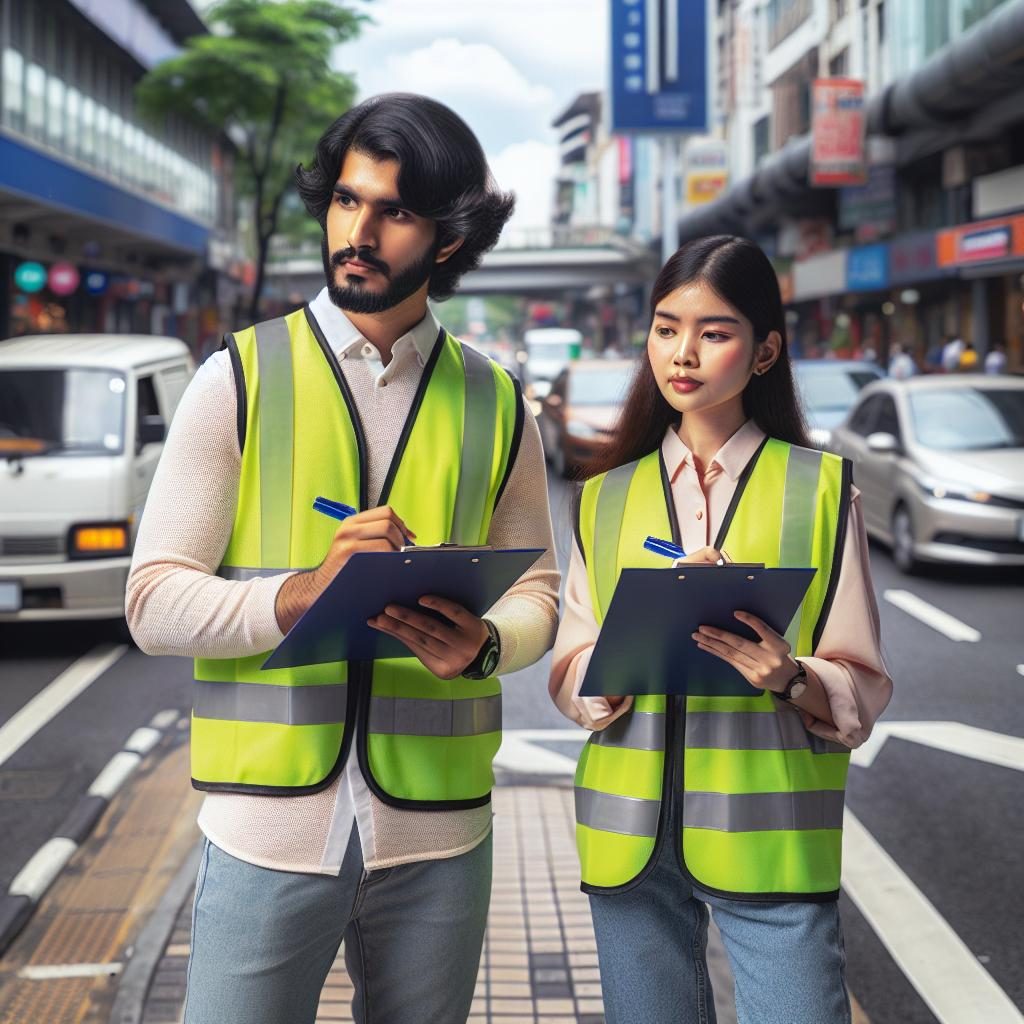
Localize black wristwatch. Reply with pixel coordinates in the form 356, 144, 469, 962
462, 619, 501, 680
778, 662, 808, 702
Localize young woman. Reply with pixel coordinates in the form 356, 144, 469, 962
549, 235, 892, 1024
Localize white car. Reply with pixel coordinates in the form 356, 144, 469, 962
0, 333, 193, 622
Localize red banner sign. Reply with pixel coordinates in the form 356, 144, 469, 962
810, 79, 866, 187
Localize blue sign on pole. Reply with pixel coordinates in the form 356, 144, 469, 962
846, 244, 890, 292
610, 0, 707, 133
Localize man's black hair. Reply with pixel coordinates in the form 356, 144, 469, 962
295, 93, 515, 301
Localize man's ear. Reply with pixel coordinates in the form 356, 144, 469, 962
435, 235, 465, 265
755, 330, 782, 374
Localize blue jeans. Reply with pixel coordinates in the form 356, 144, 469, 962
589, 831, 851, 1024
184, 828, 492, 1024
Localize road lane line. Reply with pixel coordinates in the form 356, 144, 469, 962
18, 962, 122, 980
0, 644, 129, 768
842, 810, 1023, 1023
124, 726, 161, 755
851, 721, 1024, 771
8, 839, 77, 900
1017, 665, 1024, 678
88, 751, 142, 800
883, 590, 981, 643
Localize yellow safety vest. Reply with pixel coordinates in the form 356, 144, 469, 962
575, 437, 852, 898
191, 307, 522, 807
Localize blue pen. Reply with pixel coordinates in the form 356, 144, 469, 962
312, 496, 414, 546
644, 535, 687, 560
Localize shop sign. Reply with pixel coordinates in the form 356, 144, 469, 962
48, 262, 80, 296
683, 137, 728, 207
84, 271, 109, 295
810, 79, 866, 187
14, 261, 46, 293
846, 244, 890, 292
793, 249, 847, 301
795, 219, 834, 260
937, 215, 1024, 267
889, 232, 944, 284
838, 164, 896, 241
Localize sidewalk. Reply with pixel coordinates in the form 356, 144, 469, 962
139, 782, 739, 1024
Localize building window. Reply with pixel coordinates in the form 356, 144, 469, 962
767, 0, 813, 49
46, 76, 65, 147
962, 0, 1011, 32
2, 49, 25, 132
832, 0, 848, 21
25, 62, 46, 139
754, 115, 771, 166
829, 48, 849, 76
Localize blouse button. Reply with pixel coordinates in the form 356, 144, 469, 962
696, 509, 704, 520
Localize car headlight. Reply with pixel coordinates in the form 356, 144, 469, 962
68, 521, 131, 558
912, 475, 992, 504
567, 420, 599, 439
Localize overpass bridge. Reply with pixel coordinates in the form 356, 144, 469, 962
265, 227, 659, 300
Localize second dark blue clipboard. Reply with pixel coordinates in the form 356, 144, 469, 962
579, 565, 817, 697
262, 547, 544, 670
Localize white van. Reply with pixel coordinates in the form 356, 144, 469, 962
0, 334, 194, 623
522, 327, 583, 399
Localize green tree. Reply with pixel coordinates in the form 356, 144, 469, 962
137, 0, 365, 320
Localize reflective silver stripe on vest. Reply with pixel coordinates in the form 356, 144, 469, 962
594, 461, 638, 616
368, 694, 501, 737
575, 786, 660, 838
450, 343, 497, 546
590, 711, 665, 751
216, 566, 303, 581
255, 317, 294, 569
683, 789, 845, 832
686, 710, 818, 751
193, 680, 347, 725
780, 446, 823, 648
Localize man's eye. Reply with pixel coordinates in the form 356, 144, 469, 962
335, 193, 355, 206
386, 208, 407, 220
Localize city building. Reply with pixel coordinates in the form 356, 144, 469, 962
0, 0, 244, 350
687, 0, 1024, 369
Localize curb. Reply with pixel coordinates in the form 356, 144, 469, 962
0, 708, 183, 956
109, 838, 202, 1024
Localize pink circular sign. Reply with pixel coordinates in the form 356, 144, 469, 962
48, 262, 81, 296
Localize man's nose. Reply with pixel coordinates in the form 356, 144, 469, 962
346, 207, 377, 251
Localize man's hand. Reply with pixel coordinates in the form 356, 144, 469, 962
274, 506, 416, 634
368, 595, 489, 679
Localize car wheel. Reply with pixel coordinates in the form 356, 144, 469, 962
891, 504, 920, 574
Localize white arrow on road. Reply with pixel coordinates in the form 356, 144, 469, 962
850, 720, 1024, 772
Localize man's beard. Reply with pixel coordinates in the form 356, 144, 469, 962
322, 239, 437, 314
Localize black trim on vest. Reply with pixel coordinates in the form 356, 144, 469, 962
494, 373, 525, 508
714, 436, 770, 548
378, 326, 446, 508
222, 333, 247, 456
571, 483, 585, 564
812, 456, 853, 652
191, 679, 359, 796
304, 306, 369, 510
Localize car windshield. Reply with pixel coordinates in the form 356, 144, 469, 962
528, 342, 574, 363
569, 369, 630, 406
794, 365, 881, 412
909, 388, 1024, 451
0, 368, 126, 455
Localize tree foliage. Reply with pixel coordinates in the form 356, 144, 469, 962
137, 0, 366, 319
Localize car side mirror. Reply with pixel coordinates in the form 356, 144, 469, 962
866, 431, 901, 455
138, 414, 166, 449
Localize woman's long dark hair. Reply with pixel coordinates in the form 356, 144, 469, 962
587, 235, 809, 477
295, 93, 515, 301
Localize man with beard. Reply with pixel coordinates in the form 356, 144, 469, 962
126, 94, 560, 1024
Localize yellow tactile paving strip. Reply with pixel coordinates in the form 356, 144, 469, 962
0, 736, 201, 1024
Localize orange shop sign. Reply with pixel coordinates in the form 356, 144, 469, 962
937, 216, 1024, 267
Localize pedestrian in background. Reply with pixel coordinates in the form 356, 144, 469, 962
941, 333, 966, 371
888, 342, 917, 379
127, 94, 560, 1024
958, 341, 980, 371
985, 341, 1008, 374
549, 236, 892, 1024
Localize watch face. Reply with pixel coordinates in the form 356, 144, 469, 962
482, 647, 500, 676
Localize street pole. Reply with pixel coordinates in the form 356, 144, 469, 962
661, 135, 679, 266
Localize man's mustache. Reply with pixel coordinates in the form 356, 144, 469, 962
331, 247, 391, 278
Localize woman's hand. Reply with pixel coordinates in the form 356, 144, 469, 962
692, 611, 798, 695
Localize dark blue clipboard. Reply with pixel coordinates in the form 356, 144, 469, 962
262, 547, 545, 670
579, 565, 817, 697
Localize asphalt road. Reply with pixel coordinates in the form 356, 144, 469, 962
1, 465, 1021, 1023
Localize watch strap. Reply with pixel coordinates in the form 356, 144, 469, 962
462, 618, 501, 679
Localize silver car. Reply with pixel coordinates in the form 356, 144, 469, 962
828, 375, 1024, 572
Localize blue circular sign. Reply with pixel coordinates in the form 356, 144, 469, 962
14, 262, 47, 293
84, 271, 109, 295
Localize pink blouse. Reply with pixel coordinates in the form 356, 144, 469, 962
548, 420, 892, 748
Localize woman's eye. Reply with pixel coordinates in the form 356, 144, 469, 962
655, 326, 674, 338
703, 332, 728, 342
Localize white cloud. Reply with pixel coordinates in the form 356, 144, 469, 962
359, 38, 554, 111
488, 139, 559, 232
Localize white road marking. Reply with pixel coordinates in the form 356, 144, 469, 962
494, 729, 585, 776
1017, 665, 1024, 678
18, 962, 122, 980
0, 644, 129, 768
850, 721, 1024, 772
8, 838, 77, 900
88, 751, 142, 800
883, 590, 981, 643
123, 726, 161, 756
149, 708, 180, 730
842, 810, 1023, 1023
